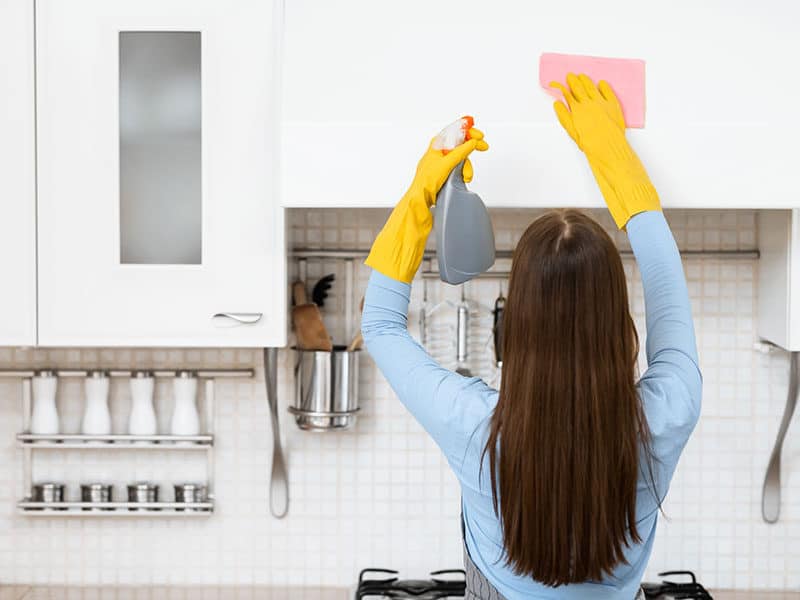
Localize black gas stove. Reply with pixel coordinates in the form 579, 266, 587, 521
355, 568, 713, 599
355, 568, 466, 599
642, 571, 713, 599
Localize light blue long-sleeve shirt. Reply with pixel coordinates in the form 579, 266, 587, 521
361, 211, 702, 599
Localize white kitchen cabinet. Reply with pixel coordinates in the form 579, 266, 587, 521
281, 0, 800, 209
758, 210, 800, 351
36, 0, 286, 347
0, 0, 36, 346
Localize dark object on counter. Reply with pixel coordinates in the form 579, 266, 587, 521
311, 273, 335, 307
642, 571, 713, 599
492, 292, 505, 367
355, 568, 465, 599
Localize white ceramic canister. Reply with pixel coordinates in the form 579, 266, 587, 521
31, 370, 59, 437
128, 370, 157, 440
170, 371, 199, 443
81, 370, 112, 437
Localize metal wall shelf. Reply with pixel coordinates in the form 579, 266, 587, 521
17, 433, 213, 449
0, 368, 254, 379
18, 500, 214, 517
7, 368, 253, 518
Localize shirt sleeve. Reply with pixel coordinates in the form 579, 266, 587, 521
361, 270, 496, 462
627, 211, 703, 473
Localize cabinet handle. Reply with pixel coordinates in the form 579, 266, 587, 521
212, 312, 263, 326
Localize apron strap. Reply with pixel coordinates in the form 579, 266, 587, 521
461, 510, 507, 600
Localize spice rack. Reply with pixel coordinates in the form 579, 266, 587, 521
1, 368, 254, 518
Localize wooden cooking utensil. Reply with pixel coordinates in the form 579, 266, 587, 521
345, 297, 365, 352
291, 280, 333, 351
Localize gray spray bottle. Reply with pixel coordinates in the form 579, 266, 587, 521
432, 118, 496, 285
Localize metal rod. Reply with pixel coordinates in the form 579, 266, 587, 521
0, 369, 254, 379
18, 509, 212, 518
17, 433, 212, 443
18, 501, 213, 510
22, 378, 32, 502
292, 247, 760, 261
205, 378, 216, 499
345, 258, 354, 341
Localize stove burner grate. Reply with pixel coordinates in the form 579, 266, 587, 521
642, 570, 714, 599
355, 568, 466, 599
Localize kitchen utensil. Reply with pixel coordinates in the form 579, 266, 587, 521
81, 370, 111, 436
170, 370, 200, 442
346, 332, 363, 352
311, 273, 335, 307
292, 280, 333, 351
81, 483, 113, 510
127, 482, 159, 510
31, 370, 59, 437
345, 297, 365, 352
455, 289, 472, 377
292, 346, 360, 431
264, 347, 289, 518
32, 482, 65, 504
763, 350, 799, 523
492, 288, 505, 368
128, 370, 157, 438
174, 483, 208, 511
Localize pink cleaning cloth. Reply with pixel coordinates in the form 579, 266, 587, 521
539, 53, 646, 128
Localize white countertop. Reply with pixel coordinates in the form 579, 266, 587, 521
1, 586, 798, 600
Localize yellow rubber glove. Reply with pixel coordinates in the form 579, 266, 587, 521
365, 126, 489, 283
551, 73, 660, 229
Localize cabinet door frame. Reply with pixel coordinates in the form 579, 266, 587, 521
36, 0, 286, 347
0, 0, 36, 346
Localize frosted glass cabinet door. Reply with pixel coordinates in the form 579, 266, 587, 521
36, 0, 286, 347
0, 0, 36, 346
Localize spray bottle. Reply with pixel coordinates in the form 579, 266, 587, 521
432, 116, 496, 285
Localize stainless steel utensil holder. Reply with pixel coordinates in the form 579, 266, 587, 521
292, 347, 360, 431
2, 368, 254, 518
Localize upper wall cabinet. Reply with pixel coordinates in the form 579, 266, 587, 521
758, 210, 800, 352
281, 0, 800, 208
36, 0, 286, 347
0, 0, 36, 346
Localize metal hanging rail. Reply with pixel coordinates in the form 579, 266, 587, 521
293, 247, 759, 282
291, 247, 759, 261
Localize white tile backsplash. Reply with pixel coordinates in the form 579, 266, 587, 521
1, 208, 798, 590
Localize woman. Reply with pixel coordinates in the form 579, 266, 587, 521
361, 74, 702, 599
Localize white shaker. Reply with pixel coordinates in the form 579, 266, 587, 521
128, 370, 157, 439
170, 371, 199, 441
81, 370, 112, 436
31, 370, 59, 437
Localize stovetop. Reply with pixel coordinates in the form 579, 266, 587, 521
642, 571, 714, 599
355, 568, 466, 599
354, 568, 713, 599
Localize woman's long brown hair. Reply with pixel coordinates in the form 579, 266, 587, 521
484, 209, 652, 586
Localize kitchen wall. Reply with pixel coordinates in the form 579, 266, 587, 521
0, 208, 798, 590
